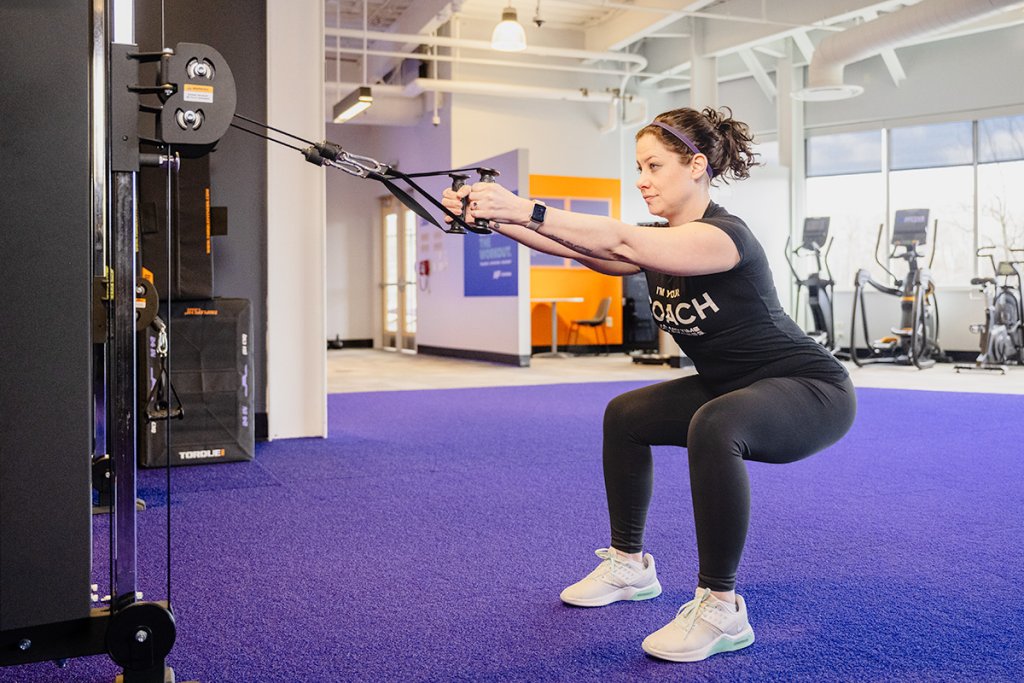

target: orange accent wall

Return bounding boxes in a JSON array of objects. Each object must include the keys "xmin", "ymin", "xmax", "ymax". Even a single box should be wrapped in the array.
[
  {"xmin": 529, "ymin": 175, "xmax": 623, "ymax": 347},
  {"xmin": 530, "ymin": 175, "xmax": 621, "ymax": 219}
]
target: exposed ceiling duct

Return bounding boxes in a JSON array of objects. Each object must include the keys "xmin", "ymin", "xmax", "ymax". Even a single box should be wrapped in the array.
[{"xmin": 794, "ymin": 0, "xmax": 1024, "ymax": 101}]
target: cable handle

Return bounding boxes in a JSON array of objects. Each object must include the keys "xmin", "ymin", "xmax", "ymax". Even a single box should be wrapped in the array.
[
  {"xmin": 448, "ymin": 173, "xmax": 469, "ymax": 234},
  {"xmin": 473, "ymin": 167, "xmax": 499, "ymax": 233}
]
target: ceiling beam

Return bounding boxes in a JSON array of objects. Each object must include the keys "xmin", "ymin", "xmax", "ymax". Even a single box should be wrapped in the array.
[
  {"xmin": 363, "ymin": 0, "xmax": 455, "ymax": 83},
  {"xmin": 697, "ymin": 0, "xmax": 897, "ymax": 56},
  {"xmin": 791, "ymin": 30, "xmax": 816, "ymax": 63},
  {"xmin": 638, "ymin": 1, "xmax": 895, "ymax": 93},
  {"xmin": 861, "ymin": 8, "xmax": 906, "ymax": 87},
  {"xmin": 584, "ymin": 0, "xmax": 721, "ymax": 53},
  {"xmin": 737, "ymin": 48, "xmax": 776, "ymax": 100}
]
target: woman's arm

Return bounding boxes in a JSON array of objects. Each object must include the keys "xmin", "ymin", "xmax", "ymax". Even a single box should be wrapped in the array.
[
  {"xmin": 441, "ymin": 187, "xmax": 640, "ymax": 276},
  {"xmin": 466, "ymin": 184, "xmax": 740, "ymax": 277},
  {"xmin": 487, "ymin": 221, "xmax": 641, "ymax": 276}
]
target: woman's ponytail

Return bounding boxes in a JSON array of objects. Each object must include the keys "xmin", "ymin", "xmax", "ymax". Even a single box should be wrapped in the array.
[{"xmin": 701, "ymin": 106, "xmax": 760, "ymax": 184}]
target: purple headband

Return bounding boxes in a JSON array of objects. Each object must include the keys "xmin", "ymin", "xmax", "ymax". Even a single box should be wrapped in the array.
[{"xmin": 648, "ymin": 121, "xmax": 714, "ymax": 179}]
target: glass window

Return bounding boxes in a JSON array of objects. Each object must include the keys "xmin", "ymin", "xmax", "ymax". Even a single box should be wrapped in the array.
[
  {"xmin": 978, "ymin": 160, "xmax": 1024, "ymax": 266},
  {"xmin": 805, "ymin": 173, "xmax": 886, "ymax": 289},
  {"xmin": 571, "ymin": 199, "xmax": 611, "ymax": 216},
  {"xmin": 889, "ymin": 166, "xmax": 974, "ymax": 285},
  {"xmin": 889, "ymin": 121, "xmax": 973, "ymax": 170},
  {"xmin": 806, "ymin": 130, "xmax": 882, "ymax": 177},
  {"xmin": 978, "ymin": 115, "xmax": 1024, "ymax": 163},
  {"xmin": 403, "ymin": 210, "xmax": 417, "ymax": 335}
]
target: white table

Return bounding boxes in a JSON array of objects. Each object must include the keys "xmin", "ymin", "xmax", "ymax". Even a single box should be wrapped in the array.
[{"xmin": 531, "ymin": 297, "xmax": 584, "ymax": 357}]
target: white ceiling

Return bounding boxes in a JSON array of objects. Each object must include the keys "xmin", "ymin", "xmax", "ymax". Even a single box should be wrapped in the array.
[
  {"xmin": 326, "ymin": 0, "xmax": 621, "ymax": 32},
  {"xmin": 323, "ymin": 0, "xmax": 1024, "ymax": 108}
]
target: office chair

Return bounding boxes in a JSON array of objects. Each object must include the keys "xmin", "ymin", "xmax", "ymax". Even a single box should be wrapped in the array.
[{"xmin": 567, "ymin": 297, "xmax": 612, "ymax": 355}]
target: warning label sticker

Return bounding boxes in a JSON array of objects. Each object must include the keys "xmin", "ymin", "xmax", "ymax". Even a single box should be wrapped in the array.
[{"xmin": 184, "ymin": 84, "xmax": 214, "ymax": 103}]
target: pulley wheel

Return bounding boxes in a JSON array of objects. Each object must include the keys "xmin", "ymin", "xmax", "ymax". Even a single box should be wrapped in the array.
[
  {"xmin": 136, "ymin": 278, "xmax": 159, "ymax": 331},
  {"xmin": 106, "ymin": 602, "xmax": 177, "ymax": 671}
]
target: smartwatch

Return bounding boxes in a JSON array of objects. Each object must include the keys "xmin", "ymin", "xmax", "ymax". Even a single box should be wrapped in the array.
[{"xmin": 526, "ymin": 201, "xmax": 547, "ymax": 231}]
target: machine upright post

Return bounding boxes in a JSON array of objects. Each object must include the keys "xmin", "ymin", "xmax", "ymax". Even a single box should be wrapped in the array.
[{"xmin": 110, "ymin": 171, "xmax": 140, "ymax": 607}]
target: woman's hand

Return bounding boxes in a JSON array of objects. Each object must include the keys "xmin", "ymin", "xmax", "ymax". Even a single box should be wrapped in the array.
[
  {"xmin": 440, "ymin": 182, "xmax": 532, "ymax": 227},
  {"xmin": 466, "ymin": 181, "xmax": 533, "ymax": 227},
  {"xmin": 440, "ymin": 185, "xmax": 469, "ymax": 225}
]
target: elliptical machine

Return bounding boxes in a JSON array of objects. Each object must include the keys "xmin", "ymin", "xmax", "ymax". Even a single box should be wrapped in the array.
[
  {"xmin": 955, "ymin": 246, "xmax": 1024, "ymax": 374},
  {"xmin": 785, "ymin": 216, "xmax": 836, "ymax": 350},
  {"xmin": 850, "ymin": 209, "xmax": 944, "ymax": 369}
]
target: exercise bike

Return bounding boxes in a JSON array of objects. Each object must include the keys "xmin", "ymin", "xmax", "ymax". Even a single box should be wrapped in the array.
[
  {"xmin": 785, "ymin": 216, "xmax": 836, "ymax": 351},
  {"xmin": 850, "ymin": 209, "xmax": 944, "ymax": 369},
  {"xmin": 955, "ymin": 246, "xmax": 1024, "ymax": 374}
]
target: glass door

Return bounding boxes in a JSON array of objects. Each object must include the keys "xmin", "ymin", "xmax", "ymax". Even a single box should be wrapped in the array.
[{"xmin": 380, "ymin": 197, "xmax": 417, "ymax": 351}]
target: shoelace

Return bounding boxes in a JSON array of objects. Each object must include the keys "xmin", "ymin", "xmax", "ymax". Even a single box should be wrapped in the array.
[
  {"xmin": 674, "ymin": 588, "xmax": 713, "ymax": 634},
  {"xmin": 594, "ymin": 548, "xmax": 639, "ymax": 584}
]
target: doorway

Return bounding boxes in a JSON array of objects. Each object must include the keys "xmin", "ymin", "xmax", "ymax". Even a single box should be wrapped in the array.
[{"xmin": 380, "ymin": 197, "xmax": 417, "ymax": 351}]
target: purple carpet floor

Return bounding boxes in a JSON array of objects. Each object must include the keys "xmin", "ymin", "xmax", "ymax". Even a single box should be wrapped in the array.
[{"xmin": 3, "ymin": 382, "xmax": 1023, "ymax": 682}]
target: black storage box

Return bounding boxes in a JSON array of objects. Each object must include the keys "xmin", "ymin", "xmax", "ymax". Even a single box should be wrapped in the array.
[{"xmin": 141, "ymin": 298, "xmax": 254, "ymax": 467}]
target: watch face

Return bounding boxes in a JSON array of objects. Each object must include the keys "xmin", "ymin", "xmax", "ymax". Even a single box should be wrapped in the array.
[{"xmin": 532, "ymin": 203, "xmax": 547, "ymax": 222}]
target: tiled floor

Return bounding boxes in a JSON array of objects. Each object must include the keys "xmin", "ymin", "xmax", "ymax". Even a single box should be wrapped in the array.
[{"xmin": 328, "ymin": 348, "xmax": 1024, "ymax": 395}]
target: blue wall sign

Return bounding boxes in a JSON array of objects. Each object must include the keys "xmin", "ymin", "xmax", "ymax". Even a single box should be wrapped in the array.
[{"xmin": 464, "ymin": 231, "xmax": 518, "ymax": 297}]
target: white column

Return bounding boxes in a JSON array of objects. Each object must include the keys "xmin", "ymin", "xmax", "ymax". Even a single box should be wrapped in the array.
[
  {"xmin": 266, "ymin": 0, "xmax": 327, "ymax": 439},
  {"xmin": 688, "ymin": 17, "xmax": 718, "ymax": 111},
  {"xmin": 660, "ymin": 17, "xmax": 719, "ymax": 361},
  {"xmin": 777, "ymin": 40, "xmax": 806, "ymax": 315}
]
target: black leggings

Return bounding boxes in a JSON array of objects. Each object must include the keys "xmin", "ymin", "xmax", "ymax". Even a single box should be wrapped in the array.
[{"xmin": 603, "ymin": 374, "xmax": 856, "ymax": 592}]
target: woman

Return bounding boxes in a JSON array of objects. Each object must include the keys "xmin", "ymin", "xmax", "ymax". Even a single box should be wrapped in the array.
[{"xmin": 441, "ymin": 107, "xmax": 856, "ymax": 663}]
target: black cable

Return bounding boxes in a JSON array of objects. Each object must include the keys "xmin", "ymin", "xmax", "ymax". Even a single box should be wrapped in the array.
[
  {"xmin": 228, "ymin": 118, "xmax": 486, "ymax": 234},
  {"xmin": 233, "ymin": 113, "xmax": 318, "ymax": 147},
  {"xmin": 228, "ymin": 122, "xmax": 306, "ymax": 153},
  {"xmin": 400, "ymin": 167, "xmax": 486, "ymax": 178},
  {"xmin": 164, "ymin": 146, "xmax": 174, "ymax": 605}
]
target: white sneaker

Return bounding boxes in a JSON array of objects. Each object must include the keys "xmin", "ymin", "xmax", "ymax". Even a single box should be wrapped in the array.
[
  {"xmin": 641, "ymin": 588, "xmax": 755, "ymax": 662},
  {"xmin": 559, "ymin": 548, "xmax": 662, "ymax": 607}
]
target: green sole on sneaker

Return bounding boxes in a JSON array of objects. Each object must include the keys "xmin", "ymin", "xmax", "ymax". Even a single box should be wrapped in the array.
[
  {"xmin": 642, "ymin": 627, "xmax": 755, "ymax": 662},
  {"xmin": 630, "ymin": 585, "xmax": 663, "ymax": 601}
]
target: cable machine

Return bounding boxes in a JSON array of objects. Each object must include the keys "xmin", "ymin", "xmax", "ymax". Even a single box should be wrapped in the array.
[
  {"xmin": 1, "ymin": 3, "xmax": 509, "ymax": 680},
  {"xmin": 1, "ymin": 1, "xmax": 234, "ymax": 679}
]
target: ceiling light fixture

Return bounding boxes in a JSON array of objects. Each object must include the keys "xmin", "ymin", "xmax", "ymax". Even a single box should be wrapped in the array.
[
  {"xmin": 333, "ymin": 0, "xmax": 373, "ymax": 123},
  {"xmin": 492, "ymin": 4, "xmax": 527, "ymax": 52},
  {"xmin": 333, "ymin": 86, "xmax": 374, "ymax": 122}
]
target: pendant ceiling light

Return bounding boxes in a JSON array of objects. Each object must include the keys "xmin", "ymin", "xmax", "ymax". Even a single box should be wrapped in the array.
[{"xmin": 491, "ymin": 4, "xmax": 527, "ymax": 52}]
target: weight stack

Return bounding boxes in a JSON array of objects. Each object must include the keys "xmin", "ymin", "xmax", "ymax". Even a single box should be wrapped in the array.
[{"xmin": 141, "ymin": 298, "xmax": 254, "ymax": 467}]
